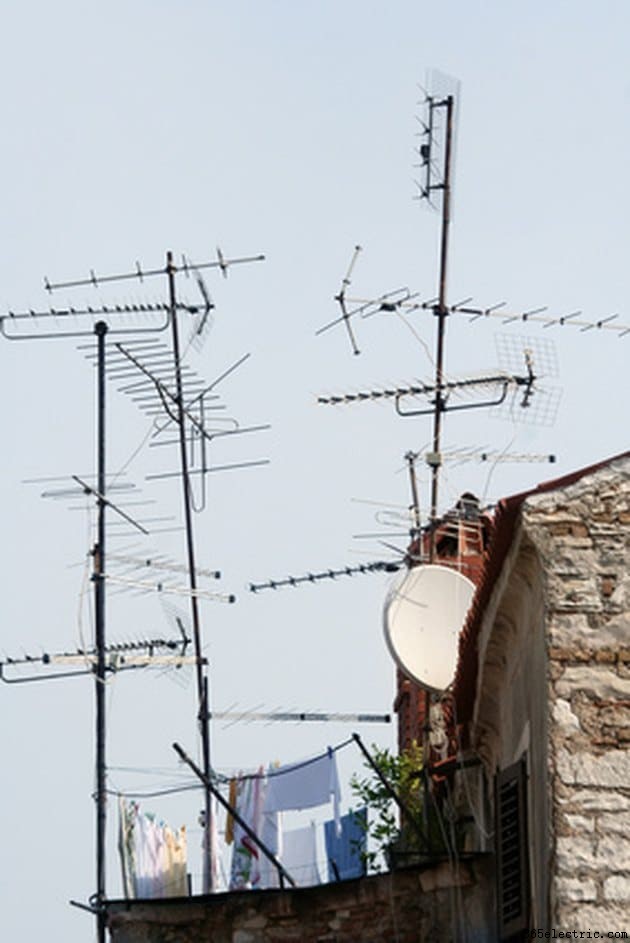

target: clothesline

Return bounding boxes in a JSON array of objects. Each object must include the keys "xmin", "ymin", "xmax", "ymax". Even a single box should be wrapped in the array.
[
  {"xmin": 107, "ymin": 783, "xmax": 201, "ymax": 800},
  {"xmin": 229, "ymin": 736, "xmax": 355, "ymax": 783},
  {"xmin": 107, "ymin": 735, "xmax": 357, "ymax": 798}
]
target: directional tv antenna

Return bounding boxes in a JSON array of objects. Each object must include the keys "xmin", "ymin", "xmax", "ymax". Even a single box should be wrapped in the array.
[
  {"xmin": 316, "ymin": 70, "xmax": 629, "ymax": 556},
  {"xmin": 318, "ymin": 72, "xmax": 461, "ymax": 547},
  {"xmin": 0, "ymin": 246, "xmax": 264, "ymax": 940}
]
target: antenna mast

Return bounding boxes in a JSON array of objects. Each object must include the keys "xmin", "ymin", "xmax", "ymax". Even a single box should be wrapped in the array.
[
  {"xmin": 94, "ymin": 321, "xmax": 108, "ymax": 936},
  {"xmin": 166, "ymin": 250, "xmax": 214, "ymax": 894},
  {"xmin": 429, "ymin": 90, "xmax": 454, "ymax": 551}
]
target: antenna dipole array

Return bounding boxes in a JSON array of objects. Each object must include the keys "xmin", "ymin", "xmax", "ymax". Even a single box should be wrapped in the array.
[
  {"xmin": 209, "ymin": 708, "xmax": 391, "ymax": 725},
  {"xmin": 318, "ymin": 366, "xmax": 538, "ymax": 415},
  {"xmin": 104, "ymin": 339, "xmax": 270, "ymax": 508},
  {"xmin": 0, "ymin": 634, "xmax": 196, "ymax": 684},
  {"xmin": 317, "ymin": 281, "xmax": 630, "ymax": 341},
  {"xmin": 44, "ymin": 248, "xmax": 263, "ymax": 293},
  {"xmin": 248, "ymin": 559, "xmax": 400, "ymax": 594}
]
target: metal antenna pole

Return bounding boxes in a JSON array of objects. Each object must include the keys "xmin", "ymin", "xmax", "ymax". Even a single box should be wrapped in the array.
[
  {"xmin": 405, "ymin": 450, "xmax": 421, "ymax": 543},
  {"xmin": 166, "ymin": 251, "xmax": 213, "ymax": 892},
  {"xmin": 94, "ymin": 320, "xmax": 108, "ymax": 943},
  {"xmin": 429, "ymin": 93, "xmax": 454, "ymax": 557}
]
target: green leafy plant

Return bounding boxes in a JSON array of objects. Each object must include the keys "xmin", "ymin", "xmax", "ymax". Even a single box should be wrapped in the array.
[{"xmin": 350, "ymin": 741, "xmax": 424, "ymax": 872}]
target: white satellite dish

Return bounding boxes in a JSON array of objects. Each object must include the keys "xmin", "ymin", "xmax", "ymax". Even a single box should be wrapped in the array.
[{"xmin": 383, "ymin": 564, "xmax": 475, "ymax": 692}]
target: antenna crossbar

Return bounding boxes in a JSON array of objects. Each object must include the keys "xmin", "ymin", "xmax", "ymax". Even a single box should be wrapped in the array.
[
  {"xmin": 441, "ymin": 446, "xmax": 556, "ymax": 465},
  {"xmin": 147, "ymin": 459, "xmax": 270, "ymax": 481},
  {"xmin": 330, "ymin": 294, "xmax": 630, "ymax": 338},
  {"xmin": 103, "ymin": 574, "xmax": 236, "ymax": 603},
  {"xmin": 446, "ymin": 302, "xmax": 629, "ymax": 336},
  {"xmin": 318, "ymin": 369, "xmax": 536, "ymax": 414},
  {"xmin": 0, "ymin": 635, "xmax": 194, "ymax": 684},
  {"xmin": 106, "ymin": 552, "xmax": 221, "ymax": 580},
  {"xmin": 209, "ymin": 709, "xmax": 392, "ymax": 724},
  {"xmin": 45, "ymin": 251, "xmax": 265, "ymax": 293},
  {"xmin": 249, "ymin": 559, "xmax": 400, "ymax": 593},
  {"xmin": 0, "ymin": 305, "xmax": 171, "ymax": 341}
]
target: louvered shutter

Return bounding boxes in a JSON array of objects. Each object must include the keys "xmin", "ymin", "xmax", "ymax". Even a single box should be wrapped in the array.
[{"xmin": 496, "ymin": 756, "xmax": 529, "ymax": 940}]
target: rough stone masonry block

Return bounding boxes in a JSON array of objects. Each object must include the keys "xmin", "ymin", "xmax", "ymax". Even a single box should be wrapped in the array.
[
  {"xmin": 552, "ymin": 698, "xmax": 581, "ymax": 731},
  {"xmin": 564, "ymin": 813, "xmax": 594, "ymax": 833},
  {"xmin": 554, "ymin": 876, "xmax": 598, "ymax": 902},
  {"xmin": 558, "ymin": 789, "xmax": 630, "ymax": 812},
  {"xmin": 548, "ymin": 613, "xmax": 602, "ymax": 649},
  {"xmin": 551, "ymin": 578, "xmax": 604, "ymax": 612},
  {"xmin": 555, "ymin": 836, "xmax": 596, "ymax": 871},
  {"xmin": 596, "ymin": 835, "xmax": 630, "ymax": 869},
  {"xmin": 555, "ymin": 665, "xmax": 630, "ymax": 700},
  {"xmin": 555, "ymin": 748, "xmax": 630, "ymax": 787},
  {"xmin": 555, "ymin": 902, "xmax": 630, "ymax": 934},
  {"xmin": 603, "ymin": 874, "xmax": 630, "ymax": 901},
  {"xmin": 598, "ymin": 810, "xmax": 630, "ymax": 834}
]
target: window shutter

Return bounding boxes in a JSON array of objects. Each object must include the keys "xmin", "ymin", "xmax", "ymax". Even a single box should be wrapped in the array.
[{"xmin": 496, "ymin": 756, "xmax": 529, "ymax": 941}]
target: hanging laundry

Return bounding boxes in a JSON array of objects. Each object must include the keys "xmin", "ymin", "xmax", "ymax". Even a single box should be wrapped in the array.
[
  {"xmin": 324, "ymin": 808, "xmax": 367, "ymax": 882},
  {"xmin": 199, "ymin": 797, "xmax": 221, "ymax": 893},
  {"xmin": 164, "ymin": 825, "xmax": 188, "ymax": 896},
  {"xmin": 229, "ymin": 768, "xmax": 268, "ymax": 890},
  {"xmin": 224, "ymin": 778, "xmax": 239, "ymax": 845},
  {"xmin": 135, "ymin": 811, "xmax": 165, "ymax": 897},
  {"xmin": 209, "ymin": 796, "xmax": 220, "ymax": 893},
  {"xmin": 118, "ymin": 798, "xmax": 188, "ymax": 899},
  {"xmin": 263, "ymin": 747, "xmax": 341, "ymax": 832},
  {"xmin": 279, "ymin": 822, "xmax": 321, "ymax": 887},
  {"xmin": 119, "ymin": 797, "xmax": 137, "ymax": 899},
  {"xmin": 257, "ymin": 782, "xmax": 281, "ymax": 890}
]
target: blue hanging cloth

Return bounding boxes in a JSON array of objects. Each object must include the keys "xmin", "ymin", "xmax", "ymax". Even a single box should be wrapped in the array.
[{"xmin": 324, "ymin": 808, "xmax": 367, "ymax": 882}]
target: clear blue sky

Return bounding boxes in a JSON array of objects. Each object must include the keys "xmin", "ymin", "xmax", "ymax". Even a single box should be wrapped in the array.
[{"xmin": 0, "ymin": 2, "xmax": 628, "ymax": 938}]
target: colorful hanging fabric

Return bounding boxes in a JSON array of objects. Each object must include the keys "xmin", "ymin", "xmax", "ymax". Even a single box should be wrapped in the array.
[
  {"xmin": 117, "ymin": 798, "xmax": 188, "ymax": 899},
  {"xmin": 324, "ymin": 808, "xmax": 367, "ymax": 882}
]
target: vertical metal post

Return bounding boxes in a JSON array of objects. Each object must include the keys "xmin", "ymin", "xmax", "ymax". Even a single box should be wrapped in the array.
[
  {"xmin": 94, "ymin": 320, "xmax": 108, "ymax": 943},
  {"xmin": 166, "ymin": 252, "xmax": 213, "ymax": 892},
  {"xmin": 421, "ymin": 688, "xmax": 432, "ymax": 855},
  {"xmin": 429, "ymin": 94, "xmax": 454, "ymax": 559},
  {"xmin": 405, "ymin": 450, "xmax": 421, "ymax": 544}
]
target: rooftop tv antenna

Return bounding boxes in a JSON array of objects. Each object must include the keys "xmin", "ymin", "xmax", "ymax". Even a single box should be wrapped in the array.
[
  {"xmin": 1, "ymin": 246, "xmax": 264, "ymax": 939},
  {"xmin": 317, "ymin": 72, "xmax": 460, "ymax": 554},
  {"xmin": 0, "ymin": 634, "xmax": 196, "ymax": 684},
  {"xmin": 317, "ymin": 71, "xmax": 629, "ymax": 554},
  {"xmin": 209, "ymin": 707, "xmax": 391, "ymax": 725},
  {"xmin": 102, "ymin": 340, "xmax": 269, "ymax": 511}
]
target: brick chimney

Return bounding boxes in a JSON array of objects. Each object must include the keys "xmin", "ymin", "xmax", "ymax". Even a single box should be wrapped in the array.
[{"xmin": 393, "ymin": 493, "xmax": 490, "ymax": 754}]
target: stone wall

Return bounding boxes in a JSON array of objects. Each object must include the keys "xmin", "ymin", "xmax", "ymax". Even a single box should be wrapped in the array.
[
  {"xmin": 107, "ymin": 859, "xmax": 494, "ymax": 943},
  {"xmin": 523, "ymin": 457, "xmax": 630, "ymax": 932}
]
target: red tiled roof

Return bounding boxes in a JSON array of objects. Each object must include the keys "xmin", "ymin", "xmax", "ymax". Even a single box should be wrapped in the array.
[{"xmin": 451, "ymin": 449, "xmax": 630, "ymax": 729}]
